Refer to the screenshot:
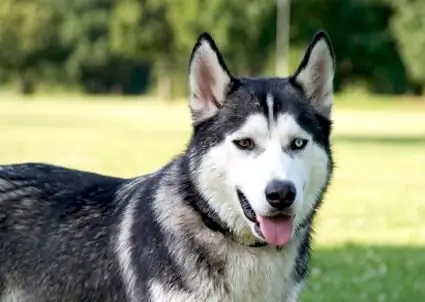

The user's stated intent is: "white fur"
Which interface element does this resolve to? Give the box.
[189,40,231,123]
[117,35,334,302]
[196,108,330,242]
[266,94,275,126]
[149,281,193,302]
[1,287,30,302]
[115,178,145,302]
[148,242,300,302]
[114,102,329,302]
[295,39,334,117]
[151,163,303,302]
[224,241,300,302]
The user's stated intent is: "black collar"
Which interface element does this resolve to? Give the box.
[179,157,267,248]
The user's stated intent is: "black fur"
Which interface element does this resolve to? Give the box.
[0,164,127,301]
[0,30,335,301]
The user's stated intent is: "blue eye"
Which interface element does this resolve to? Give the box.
[290,138,308,150]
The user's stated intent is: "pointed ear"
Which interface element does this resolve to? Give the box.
[188,33,233,124]
[292,31,335,118]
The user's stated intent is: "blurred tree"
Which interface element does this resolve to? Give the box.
[388,0,425,94]
[145,0,277,98]
[290,0,411,94]
[54,0,115,93]
[0,0,60,94]
[165,0,276,75]
[51,0,151,94]
[109,0,174,98]
[0,0,420,96]
[107,0,276,99]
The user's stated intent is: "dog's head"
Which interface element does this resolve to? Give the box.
[187,32,334,247]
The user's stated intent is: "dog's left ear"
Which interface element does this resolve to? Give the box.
[292,31,335,118]
[188,33,233,124]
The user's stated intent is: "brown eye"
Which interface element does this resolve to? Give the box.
[233,138,255,151]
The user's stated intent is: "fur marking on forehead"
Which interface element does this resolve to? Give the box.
[266,94,275,129]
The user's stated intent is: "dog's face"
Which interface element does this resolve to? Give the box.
[188,32,334,247]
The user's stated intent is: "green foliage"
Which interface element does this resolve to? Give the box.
[0,0,61,92]
[388,0,425,92]
[0,0,56,68]
[164,0,275,74]
[109,0,172,62]
[55,0,113,77]
[291,0,411,94]
[0,0,423,96]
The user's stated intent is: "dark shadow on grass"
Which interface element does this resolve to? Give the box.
[301,243,425,302]
[333,135,425,145]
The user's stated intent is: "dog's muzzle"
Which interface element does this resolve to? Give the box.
[237,188,295,248]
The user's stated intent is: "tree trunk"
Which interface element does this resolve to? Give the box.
[18,69,35,95]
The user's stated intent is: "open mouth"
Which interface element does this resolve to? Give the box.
[237,189,257,223]
[237,189,295,247]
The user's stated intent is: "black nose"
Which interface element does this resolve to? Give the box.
[265,180,296,210]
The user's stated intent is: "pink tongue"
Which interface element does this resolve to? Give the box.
[257,215,294,247]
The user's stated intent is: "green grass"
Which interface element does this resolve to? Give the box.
[1,94,425,301]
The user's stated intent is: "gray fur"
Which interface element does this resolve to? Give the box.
[0,31,335,302]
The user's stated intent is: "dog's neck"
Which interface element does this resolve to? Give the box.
[177,154,267,248]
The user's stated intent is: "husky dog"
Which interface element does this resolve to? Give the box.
[0,30,335,302]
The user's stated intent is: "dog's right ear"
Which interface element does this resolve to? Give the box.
[188,33,233,124]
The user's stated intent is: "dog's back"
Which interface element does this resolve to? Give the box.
[0,29,336,301]
[0,163,128,301]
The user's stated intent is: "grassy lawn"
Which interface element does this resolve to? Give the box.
[1,94,424,301]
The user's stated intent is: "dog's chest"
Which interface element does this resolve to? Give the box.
[147,245,300,302]
[225,247,297,302]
